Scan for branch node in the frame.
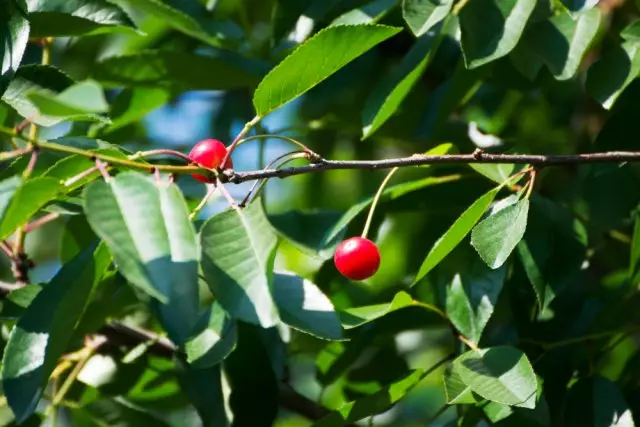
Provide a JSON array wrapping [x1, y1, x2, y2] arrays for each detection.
[[472, 148, 484, 160]]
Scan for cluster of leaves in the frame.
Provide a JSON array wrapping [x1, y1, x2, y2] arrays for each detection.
[[0, 0, 640, 426]]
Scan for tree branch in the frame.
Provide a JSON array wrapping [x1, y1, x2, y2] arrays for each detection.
[[225, 151, 640, 183]]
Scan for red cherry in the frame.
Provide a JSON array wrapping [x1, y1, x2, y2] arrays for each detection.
[[188, 139, 233, 183], [334, 237, 381, 280]]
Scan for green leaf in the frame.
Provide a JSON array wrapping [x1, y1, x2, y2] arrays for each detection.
[[402, 0, 453, 37], [312, 369, 426, 425], [253, 24, 401, 117], [454, 346, 537, 408], [272, 271, 343, 340], [564, 377, 635, 427], [130, 0, 221, 46], [177, 363, 229, 427], [323, 174, 461, 245], [469, 163, 527, 184], [27, 0, 138, 37], [587, 39, 640, 109], [471, 198, 529, 269], [224, 323, 279, 426], [0, 177, 61, 241], [516, 196, 587, 311], [0, 0, 30, 96], [83, 172, 199, 344], [81, 397, 172, 427], [104, 87, 171, 133], [28, 80, 109, 122], [268, 210, 344, 260], [446, 259, 506, 345], [330, 0, 398, 26], [0, 285, 41, 320], [362, 28, 443, 139], [200, 200, 280, 328], [414, 186, 500, 283], [443, 362, 479, 404], [1, 64, 81, 127], [339, 291, 414, 328], [2, 243, 111, 423], [93, 50, 266, 91], [561, 0, 598, 13], [525, 9, 601, 80], [184, 303, 237, 369], [459, 0, 536, 68]]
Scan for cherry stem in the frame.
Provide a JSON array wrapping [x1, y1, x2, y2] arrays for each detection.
[[64, 165, 100, 187], [0, 241, 14, 259], [189, 185, 217, 221], [215, 177, 240, 212], [525, 169, 537, 199], [223, 115, 261, 166], [24, 212, 60, 233], [239, 151, 308, 208], [23, 148, 39, 178], [237, 134, 313, 153], [96, 159, 111, 182], [361, 167, 399, 239]]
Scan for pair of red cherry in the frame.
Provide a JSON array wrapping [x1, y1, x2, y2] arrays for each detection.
[[189, 139, 381, 281]]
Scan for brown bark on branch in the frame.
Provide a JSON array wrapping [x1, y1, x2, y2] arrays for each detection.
[[225, 151, 640, 183]]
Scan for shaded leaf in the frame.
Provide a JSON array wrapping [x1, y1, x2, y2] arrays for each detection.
[[200, 200, 280, 328], [1, 64, 82, 126], [0, 177, 61, 241], [459, 0, 536, 68], [253, 24, 401, 117], [0, 285, 41, 320], [93, 51, 267, 91], [130, 0, 221, 46], [27, 0, 137, 37], [272, 271, 343, 340], [525, 9, 601, 80], [446, 259, 506, 345], [2, 243, 110, 422], [471, 198, 529, 269], [28, 80, 109, 121], [516, 196, 587, 311], [339, 291, 414, 328], [564, 377, 635, 427], [587, 38, 640, 109], [403, 0, 453, 37], [177, 363, 229, 427], [83, 172, 199, 344], [0, 0, 29, 96], [330, 0, 398, 26], [454, 346, 537, 408], [414, 186, 500, 283], [104, 87, 171, 133], [362, 27, 443, 139], [312, 369, 426, 425], [268, 210, 344, 260], [444, 362, 479, 404], [184, 303, 237, 369], [224, 323, 279, 426], [81, 397, 171, 427]]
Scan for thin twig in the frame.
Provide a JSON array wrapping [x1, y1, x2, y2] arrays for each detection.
[[189, 185, 217, 220], [23, 147, 38, 178], [223, 115, 261, 166], [362, 167, 399, 239], [130, 149, 193, 163], [0, 241, 14, 259], [458, 334, 479, 351]]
